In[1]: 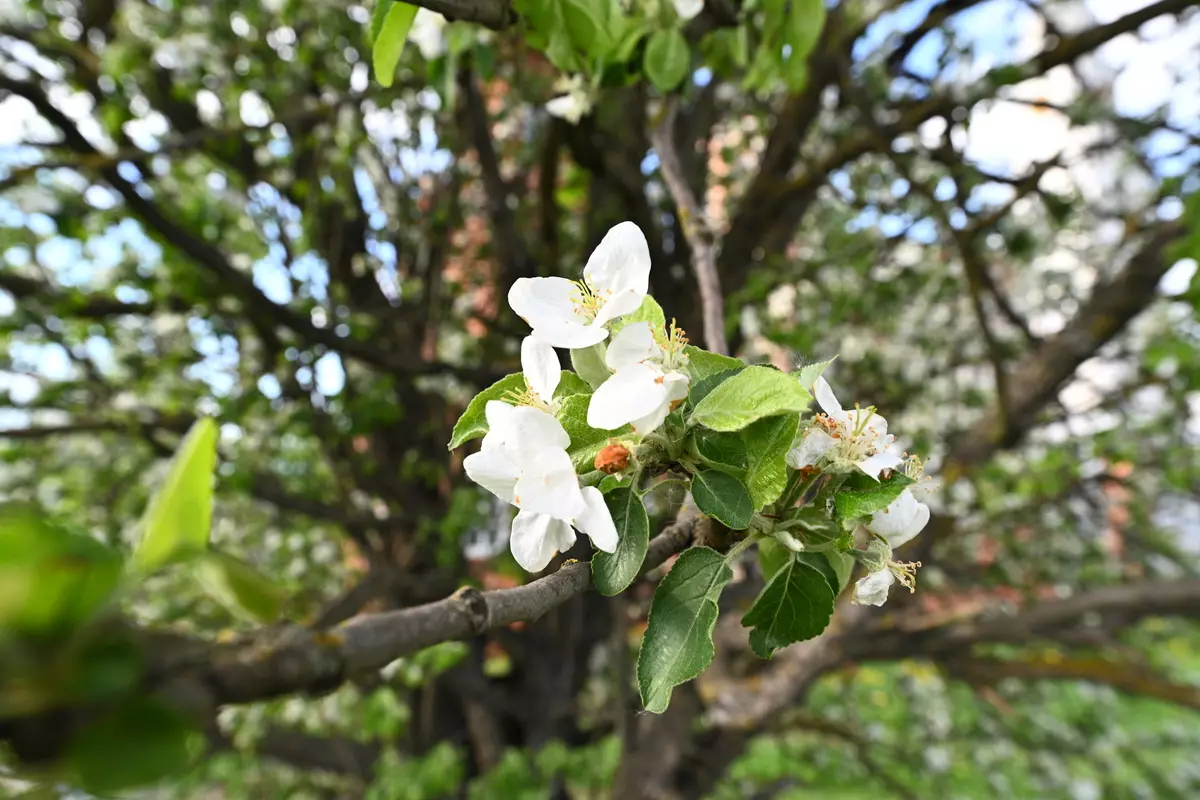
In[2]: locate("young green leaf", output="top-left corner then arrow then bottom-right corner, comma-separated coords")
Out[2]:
644,28 -> 690,92
555,370 -> 593,399
571,342 -> 611,389
740,414 -> 799,510
693,428 -> 748,472
0,504 -> 122,632
823,550 -> 855,593
690,366 -> 812,432
131,418 -> 218,573
193,550 -> 286,623
610,295 -> 666,337
741,552 -> 836,658
758,537 -> 790,582
637,547 -> 733,713
592,487 -> 650,595
558,394 -> 630,471
685,367 -> 744,410
370,0 -> 395,44
373,2 -> 420,87
561,0 -> 613,57
796,357 -> 836,393
784,0 -> 826,64
683,345 -> 743,382
447,372 -> 524,450
691,469 -> 754,530
834,472 -> 916,522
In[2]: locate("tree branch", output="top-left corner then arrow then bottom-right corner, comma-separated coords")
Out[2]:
650,98 -> 727,355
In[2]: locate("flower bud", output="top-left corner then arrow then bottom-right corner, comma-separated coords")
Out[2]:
594,442 -> 632,474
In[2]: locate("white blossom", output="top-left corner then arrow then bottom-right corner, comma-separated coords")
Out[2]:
463,402 -> 617,571
673,0 -> 705,21
508,221 -> 651,349
787,377 -> 903,480
409,10 -> 447,60
587,321 -> 689,434
545,74 -> 594,124
853,568 -> 894,606
866,488 -> 930,549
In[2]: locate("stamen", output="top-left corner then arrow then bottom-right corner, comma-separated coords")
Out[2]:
889,560 -> 922,592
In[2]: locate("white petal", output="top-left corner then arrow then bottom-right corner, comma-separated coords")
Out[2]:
814,377 -> 844,420
574,486 -> 618,553
485,403 -> 569,456
509,276 -> 580,330
410,10 -> 447,59
587,363 -> 669,430
463,448 -> 519,504
583,221 -> 650,309
868,489 -> 930,549
593,288 -> 645,327
545,93 -> 588,124
510,511 -> 566,572
514,447 -> 586,519
857,451 -> 904,481
852,569 -> 894,606
521,336 -> 560,402
663,371 -> 690,403
629,400 -> 672,435
532,319 -> 609,349
605,322 -> 660,370
673,0 -> 704,21
786,428 -> 837,468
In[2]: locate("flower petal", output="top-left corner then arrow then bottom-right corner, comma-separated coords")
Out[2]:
583,221 -> 650,309
593,288 -> 645,327
852,569 -> 894,607
509,276 -> 579,330
485,402 -> 570,456
663,371 -> 690,403
533,319 -> 609,349
786,428 -> 837,469
521,336 -> 560,403
672,0 -> 704,21
605,322 -> 660,370
510,511 -> 566,572
587,362 -> 669,430
514,447 -> 585,519
856,451 -> 904,481
868,489 -> 930,549
629,401 -> 671,435
463,448 -> 519,504
814,376 -> 844,420
574,486 -> 618,553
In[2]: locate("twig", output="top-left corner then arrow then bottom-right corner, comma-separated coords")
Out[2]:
650,97 -> 728,355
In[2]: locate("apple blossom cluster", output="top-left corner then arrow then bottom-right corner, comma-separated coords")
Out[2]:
786,378 -> 931,606
464,222 -> 687,571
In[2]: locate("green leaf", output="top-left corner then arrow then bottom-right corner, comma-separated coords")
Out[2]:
637,547 -> 733,713
758,537 -> 790,582
592,487 -> 650,595
691,469 -> 754,530
558,394 -> 629,471
611,295 -> 666,337
571,342 -> 611,389
69,698 -> 198,794
193,550 -> 286,623
823,550 -> 855,593
784,0 -> 825,64
0,504 -> 122,632
447,372 -> 524,450
644,28 -> 690,92
599,473 -> 631,494
741,552 -> 836,658
561,0 -> 613,57
834,472 -> 916,522
796,357 -> 836,393
685,367 -> 744,410
741,414 -> 799,510
690,366 -> 812,432
555,370 -> 593,399
131,418 -> 219,573
694,428 -> 748,472
684,346 -> 744,382
370,0 -> 394,44
373,2 -> 420,87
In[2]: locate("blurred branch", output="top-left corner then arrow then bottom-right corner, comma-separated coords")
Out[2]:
946,654 -> 1200,711
650,97 -> 727,355
208,725 -> 383,780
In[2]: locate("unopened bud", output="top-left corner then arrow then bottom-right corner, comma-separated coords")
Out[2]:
594,442 -> 632,474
